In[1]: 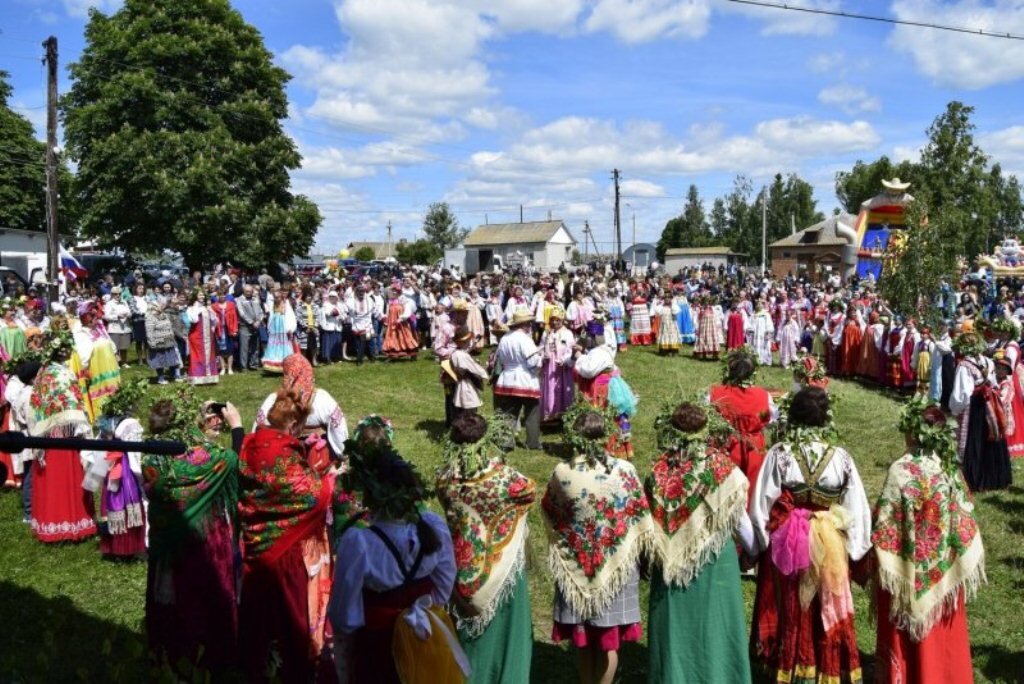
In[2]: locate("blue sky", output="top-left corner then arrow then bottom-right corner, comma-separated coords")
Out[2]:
3,0 -> 1023,255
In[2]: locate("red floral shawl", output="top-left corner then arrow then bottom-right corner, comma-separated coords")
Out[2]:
239,427 -> 332,564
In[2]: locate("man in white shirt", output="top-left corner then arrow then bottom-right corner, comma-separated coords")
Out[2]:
493,310 -> 543,449
346,285 -> 377,365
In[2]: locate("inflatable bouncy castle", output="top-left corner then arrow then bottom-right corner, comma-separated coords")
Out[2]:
853,178 -> 914,281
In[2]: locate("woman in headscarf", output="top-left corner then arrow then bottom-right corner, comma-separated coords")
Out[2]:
438,413 -> 535,683
749,387 -> 872,684
542,407 -> 653,684
72,300 -> 122,421
872,397 -> 985,684
28,325 -> 97,543
539,305 -> 576,421
381,285 -> 420,360
573,336 -> 638,460
262,288 -> 298,373
182,289 -> 219,385
238,387 -> 335,682
646,400 -> 757,684
328,448 -> 464,684
709,347 -> 777,502
143,389 -> 244,674
85,378 -> 149,558
210,288 -> 238,376
253,353 -> 349,467
144,297 -> 183,384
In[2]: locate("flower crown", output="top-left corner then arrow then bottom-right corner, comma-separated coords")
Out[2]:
354,414 -> 395,443
721,345 -> 758,386
561,401 -> 616,462
951,331 -> 985,356
986,317 -> 1018,336
42,328 -> 74,362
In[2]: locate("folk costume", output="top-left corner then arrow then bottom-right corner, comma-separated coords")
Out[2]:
750,431 -> 872,684
72,306 -> 122,422
645,407 -> 756,684
607,297 -> 627,350
382,293 -> 420,360
872,399 -> 985,684
655,299 -> 682,354
574,342 -> 638,460
839,311 -> 864,377
328,457 -> 465,684
238,425 -> 334,682
949,335 -> 1013,492
539,312 -> 576,421
29,350 -> 97,543
182,301 -> 219,384
694,302 -> 720,359
437,420 -> 535,683
674,293 -> 696,344
254,354 -> 349,463
144,426 -> 242,673
628,296 -> 653,346
726,308 -> 746,350
493,313 -> 543,449
542,412 -> 654,651
778,316 -> 801,368
262,301 -> 298,373
748,306 -> 775,366
210,296 -> 239,364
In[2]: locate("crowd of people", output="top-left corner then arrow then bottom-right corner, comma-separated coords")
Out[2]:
0,258 -> 1014,683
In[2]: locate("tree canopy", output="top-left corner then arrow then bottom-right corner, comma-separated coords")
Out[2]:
422,202 -> 468,249
0,70 -> 76,235
396,238 -> 442,266
61,0 -> 320,270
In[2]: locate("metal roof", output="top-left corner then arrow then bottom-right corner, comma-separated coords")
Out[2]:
769,214 -> 856,249
665,246 -> 743,256
464,220 -> 574,247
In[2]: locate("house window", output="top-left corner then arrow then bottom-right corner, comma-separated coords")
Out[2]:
782,251 -> 791,258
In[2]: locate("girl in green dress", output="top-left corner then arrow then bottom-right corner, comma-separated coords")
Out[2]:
645,400 -> 758,684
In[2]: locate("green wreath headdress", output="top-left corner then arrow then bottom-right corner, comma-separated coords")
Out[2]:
898,395 -> 958,467
148,383 -> 205,447
42,327 -> 74,364
653,395 -> 734,456
102,378 -> 148,418
987,317 -> 1018,336
440,413 -> 515,480
721,345 -> 758,387
561,401 -> 617,464
346,445 -> 431,523
2,348 -> 44,375
951,331 -> 985,357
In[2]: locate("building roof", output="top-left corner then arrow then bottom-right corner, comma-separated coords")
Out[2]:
769,213 -> 856,249
464,220 -> 575,247
664,246 -> 743,256
348,241 -> 397,258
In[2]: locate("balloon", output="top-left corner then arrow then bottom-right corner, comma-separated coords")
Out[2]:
339,249 -> 350,259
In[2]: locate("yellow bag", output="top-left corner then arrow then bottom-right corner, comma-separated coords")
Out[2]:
392,596 -> 470,684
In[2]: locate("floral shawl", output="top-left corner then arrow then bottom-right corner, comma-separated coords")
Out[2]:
142,432 -> 240,562
645,446 -> 748,587
872,450 -> 985,641
29,362 -> 88,436
238,427 -> 333,563
437,459 -> 535,636
541,455 -> 654,619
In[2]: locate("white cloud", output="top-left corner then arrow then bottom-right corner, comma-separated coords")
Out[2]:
61,0 -> 120,18
817,84 -> 882,114
725,0 -> 841,36
980,125 -> 1024,177
808,51 -> 846,73
585,0 -> 712,43
892,143 -> 923,164
890,0 -> 1024,89
753,117 -> 881,155
469,0 -> 585,34
621,179 -> 667,196
295,140 -> 431,180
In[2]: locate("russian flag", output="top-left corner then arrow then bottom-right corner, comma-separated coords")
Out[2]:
59,244 -> 88,281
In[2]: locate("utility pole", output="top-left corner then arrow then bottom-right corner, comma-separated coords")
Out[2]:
386,220 -> 393,258
612,168 -> 622,272
632,212 -> 636,274
519,204 -> 523,223
583,221 -> 590,261
43,36 -> 60,304
761,185 -> 767,276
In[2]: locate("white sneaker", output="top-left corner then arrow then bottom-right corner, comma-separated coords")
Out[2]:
157,377 -> 169,385
228,369 -> 234,375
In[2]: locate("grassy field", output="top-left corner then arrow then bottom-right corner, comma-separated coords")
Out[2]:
1,348 -> 1022,682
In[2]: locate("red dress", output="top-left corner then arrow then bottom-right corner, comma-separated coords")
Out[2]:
726,311 -> 746,350
1009,341 -> 1024,458
709,384 -> 771,501
840,319 -> 863,377
0,401 -> 17,487
875,589 -> 973,684
31,449 -> 97,543
382,299 -> 420,359
354,577 -> 435,684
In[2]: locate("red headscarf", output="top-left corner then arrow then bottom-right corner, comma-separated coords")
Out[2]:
281,354 -> 314,407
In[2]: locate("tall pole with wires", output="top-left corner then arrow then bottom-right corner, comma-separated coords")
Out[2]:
43,36 -> 60,304
761,185 -> 767,276
612,169 -> 622,271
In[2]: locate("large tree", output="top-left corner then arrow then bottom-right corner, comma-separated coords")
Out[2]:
61,0 -> 320,269
656,184 -> 711,259
834,156 -> 920,215
0,71 -> 77,234
422,202 -> 468,249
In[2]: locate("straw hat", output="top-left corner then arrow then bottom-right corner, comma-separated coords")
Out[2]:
881,177 -> 911,192
510,310 -> 533,327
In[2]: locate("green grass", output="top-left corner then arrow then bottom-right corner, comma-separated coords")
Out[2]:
1,349 -> 1022,682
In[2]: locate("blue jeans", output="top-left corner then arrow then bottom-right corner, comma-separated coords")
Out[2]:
371,319 -> 383,355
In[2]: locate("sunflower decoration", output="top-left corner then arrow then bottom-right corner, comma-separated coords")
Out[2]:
439,412 -> 515,480
560,400 -> 617,463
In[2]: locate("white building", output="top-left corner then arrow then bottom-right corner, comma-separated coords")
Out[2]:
462,220 -> 577,272
663,246 -> 745,273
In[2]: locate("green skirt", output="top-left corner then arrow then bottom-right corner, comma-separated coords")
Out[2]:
648,549 -> 752,684
459,571 -> 533,684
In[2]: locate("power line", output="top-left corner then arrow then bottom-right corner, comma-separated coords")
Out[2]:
727,0 -> 1024,40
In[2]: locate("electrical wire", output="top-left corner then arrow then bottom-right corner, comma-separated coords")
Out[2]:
726,0 -> 1024,40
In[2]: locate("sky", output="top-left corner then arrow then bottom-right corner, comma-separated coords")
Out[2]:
2,0 -> 1024,256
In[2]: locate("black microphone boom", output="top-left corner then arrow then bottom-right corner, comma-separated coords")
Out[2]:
0,431 -> 187,456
